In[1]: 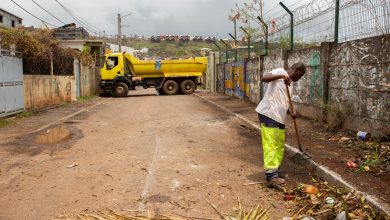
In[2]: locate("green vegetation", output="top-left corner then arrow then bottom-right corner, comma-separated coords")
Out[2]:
0,119 -> 11,128
16,111 -> 32,119
78,95 -> 95,103
0,111 -> 32,129
110,38 -> 217,58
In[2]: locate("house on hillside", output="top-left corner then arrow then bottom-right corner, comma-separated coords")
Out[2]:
54,23 -> 89,40
0,8 -> 22,29
54,23 -> 104,66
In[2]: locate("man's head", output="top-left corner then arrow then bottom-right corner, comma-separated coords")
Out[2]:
289,63 -> 306,81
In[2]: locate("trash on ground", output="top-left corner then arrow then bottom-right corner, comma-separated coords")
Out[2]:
303,184 -> 319,194
346,160 -> 358,168
283,178 -> 380,219
357,131 -> 371,141
67,162 -> 79,168
325,197 -> 335,204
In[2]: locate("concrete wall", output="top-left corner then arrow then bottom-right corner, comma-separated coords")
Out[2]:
80,64 -> 97,97
245,58 -> 261,104
24,75 -> 75,110
328,36 -> 390,134
23,64 -> 98,111
287,47 -> 323,120
214,35 -> 390,135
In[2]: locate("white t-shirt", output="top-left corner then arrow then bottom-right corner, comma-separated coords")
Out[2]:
255,68 -> 292,125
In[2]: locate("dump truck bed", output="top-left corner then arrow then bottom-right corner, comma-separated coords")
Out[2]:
125,54 -> 207,78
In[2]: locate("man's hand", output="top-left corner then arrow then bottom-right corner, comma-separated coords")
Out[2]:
290,112 -> 297,119
283,75 -> 292,85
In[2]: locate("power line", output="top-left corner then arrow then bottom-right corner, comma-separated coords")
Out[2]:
54,0 -> 102,35
31,0 -> 66,25
10,0 -> 58,27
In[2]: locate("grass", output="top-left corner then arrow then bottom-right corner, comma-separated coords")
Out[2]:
0,111 -> 33,129
78,95 -> 96,103
0,119 -> 11,128
16,111 -> 32,118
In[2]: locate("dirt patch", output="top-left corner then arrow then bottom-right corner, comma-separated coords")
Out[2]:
1,124 -> 83,156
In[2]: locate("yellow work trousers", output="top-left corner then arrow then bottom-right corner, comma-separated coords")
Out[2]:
261,124 -> 285,173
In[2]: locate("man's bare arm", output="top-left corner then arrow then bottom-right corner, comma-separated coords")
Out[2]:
261,74 -> 292,85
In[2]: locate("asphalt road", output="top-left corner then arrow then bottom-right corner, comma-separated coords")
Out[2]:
0,89 -> 307,219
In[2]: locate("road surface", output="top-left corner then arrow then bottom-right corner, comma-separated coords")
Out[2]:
0,89 -> 302,219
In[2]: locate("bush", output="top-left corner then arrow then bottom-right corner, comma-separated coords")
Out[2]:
0,27 -> 81,75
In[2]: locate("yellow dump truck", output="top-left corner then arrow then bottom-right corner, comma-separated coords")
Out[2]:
99,52 -> 207,97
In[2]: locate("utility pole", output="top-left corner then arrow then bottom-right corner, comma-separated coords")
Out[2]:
233,19 -> 237,61
117,13 -> 122,52
117,12 -> 132,53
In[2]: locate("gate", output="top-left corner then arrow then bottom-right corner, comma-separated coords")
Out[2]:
0,50 -> 24,117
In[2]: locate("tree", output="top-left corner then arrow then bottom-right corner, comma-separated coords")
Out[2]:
229,0 -> 266,42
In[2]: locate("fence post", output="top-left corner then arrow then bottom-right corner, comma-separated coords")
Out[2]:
320,42 -> 332,120
334,0 -> 340,43
220,39 -> 229,64
259,56 -> 264,100
213,42 -> 221,64
279,2 -> 294,51
257,16 -> 268,56
282,49 -> 288,70
240,26 -> 251,59
228,33 -> 237,62
50,53 -> 54,76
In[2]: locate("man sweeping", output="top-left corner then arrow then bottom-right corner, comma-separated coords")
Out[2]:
255,63 -> 306,186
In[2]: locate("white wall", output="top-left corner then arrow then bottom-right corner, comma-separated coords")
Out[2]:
0,10 -> 22,29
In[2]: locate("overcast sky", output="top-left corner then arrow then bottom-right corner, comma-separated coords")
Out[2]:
1,0 -> 302,38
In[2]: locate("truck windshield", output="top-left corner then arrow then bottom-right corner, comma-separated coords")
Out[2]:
106,57 -> 118,70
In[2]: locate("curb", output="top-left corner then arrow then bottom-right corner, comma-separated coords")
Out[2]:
194,93 -> 390,216
27,98 -> 112,135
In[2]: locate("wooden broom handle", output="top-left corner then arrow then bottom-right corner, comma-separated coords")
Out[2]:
285,84 -> 303,149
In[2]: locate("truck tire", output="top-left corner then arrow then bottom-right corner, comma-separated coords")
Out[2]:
162,80 -> 179,95
180,79 -> 196,94
112,82 -> 129,97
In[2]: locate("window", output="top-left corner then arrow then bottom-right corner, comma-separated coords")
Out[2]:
18,19 -> 22,24
0,15 -> 3,23
106,57 -> 118,70
11,20 -> 15,27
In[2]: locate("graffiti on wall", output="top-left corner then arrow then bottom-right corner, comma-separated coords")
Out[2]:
309,52 -> 323,102
224,63 -> 233,96
233,61 -> 246,99
246,59 -> 261,104
217,66 -> 225,92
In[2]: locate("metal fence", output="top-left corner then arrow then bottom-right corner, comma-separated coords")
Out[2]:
266,0 -> 390,47
0,49 -> 24,117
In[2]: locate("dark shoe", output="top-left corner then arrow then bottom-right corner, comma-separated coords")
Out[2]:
278,171 -> 288,179
267,177 -> 286,186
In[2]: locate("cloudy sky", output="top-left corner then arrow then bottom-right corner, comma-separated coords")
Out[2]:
1,0 -> 301,38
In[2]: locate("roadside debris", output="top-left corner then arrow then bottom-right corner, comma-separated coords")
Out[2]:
328,131 -> 390,177
60,198 -> 271,220
283,178 -> 381,219
357,131 -> 371,141
346,160 -> 358,169
67,162 -> 79,168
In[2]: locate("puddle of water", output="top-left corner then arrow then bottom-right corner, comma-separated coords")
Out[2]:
34,126 -> 72,145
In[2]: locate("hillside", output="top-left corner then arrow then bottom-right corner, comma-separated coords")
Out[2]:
106,38 -> 218,58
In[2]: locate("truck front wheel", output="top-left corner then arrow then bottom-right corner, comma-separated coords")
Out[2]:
180,79 -> 196,94
112,82 -> 129,97
162,80 -> 179,95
